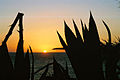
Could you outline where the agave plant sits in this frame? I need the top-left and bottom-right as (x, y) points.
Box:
(0, 13), (32, 80)
(34, 57), (71, 80)
(13, 13), (26, 80)
(102, 21), (120, 80)
(57, 12), (102, 80)
(0, 13), (23, 80)
(57, 12), (120, 80)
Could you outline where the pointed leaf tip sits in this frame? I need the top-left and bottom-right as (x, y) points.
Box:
(84, 24), (88, 31)
(72, 19), (75, 24)
(27, 49), (29, 53)
(64, 20), (66, 24)
(57, 31), (60, 35)
(73, 19), (77, 27)
(102, 20), (111, 44)
(73, 19), (83, 45)
(89, 11), (94, 21)
(29, 46), (32, 52)
(90, 11), (92, 16)
(81, 19), (85, 33)
(64, 21), (68, 27)
(80, 20), (84, 27)
(57, 31), (67, 50)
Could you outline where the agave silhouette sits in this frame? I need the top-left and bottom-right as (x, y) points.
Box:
(57, 12), (115, 80)
(24, 49), (30, 80)
(0, 13), (23, 80)
(57, 12), (120, 80)
(13, 13), (31, 80)
(0, 43), (13, 80)
(0, 13), (32, 80)
(34, 57), (71, 80)
(102, 21), (120, 80)
(39, 64), (49, 80)
(14, 13), (25, 80)
(53, 57), (67, 80)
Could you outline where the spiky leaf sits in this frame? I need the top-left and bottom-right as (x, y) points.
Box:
(29, 46), (34, 80)
(14, 14), (24, 80)
(64, 21), (77, 48)
(102, 20), (111, 44)
(73, 20), (83, 45)
(57, 31), (67, 50)
(24, 49), (30, 80)
(89, 12), (100, 47)
(0, 43), (13, 80)
(39, 65), (49, 80)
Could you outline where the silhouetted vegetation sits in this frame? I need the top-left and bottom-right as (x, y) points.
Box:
(57, 12), (120, 80)
(0, 12), (120, 80)
(0, 13), (74, 80)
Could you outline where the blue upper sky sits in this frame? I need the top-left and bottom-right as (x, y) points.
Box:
(0, 0), (119, 17)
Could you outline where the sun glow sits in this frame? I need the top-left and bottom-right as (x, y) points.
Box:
(43, 50), (47, 53)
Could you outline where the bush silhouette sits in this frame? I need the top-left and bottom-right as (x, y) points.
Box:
(57, 12), (120, 80)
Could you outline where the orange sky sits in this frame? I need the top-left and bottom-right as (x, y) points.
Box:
(0, 0), (120, 53)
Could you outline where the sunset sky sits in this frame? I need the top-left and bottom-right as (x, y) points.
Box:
(0, 0), (120, 52)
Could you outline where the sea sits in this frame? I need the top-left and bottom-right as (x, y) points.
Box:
(9, 52), (76, 80)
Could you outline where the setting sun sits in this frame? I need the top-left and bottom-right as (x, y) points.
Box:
(43, 50), (47, 53)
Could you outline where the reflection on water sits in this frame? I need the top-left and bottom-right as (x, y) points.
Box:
(9, 52), (76, 80)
